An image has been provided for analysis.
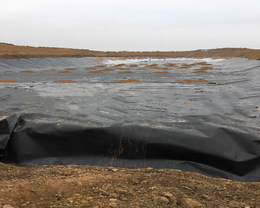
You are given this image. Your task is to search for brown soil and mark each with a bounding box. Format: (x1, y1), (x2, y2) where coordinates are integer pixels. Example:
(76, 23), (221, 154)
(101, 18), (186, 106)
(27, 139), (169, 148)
(58, 71), (72, 73)
(52, 80), (77, 83)
(165, 63), (177, 67)
(192, 67), (214, 73)
(146, 64), (158, 67)
(4, 70), (13, 72)
(20, 70), (35, 73)
(114, 64), (125, 67)
(0, 79), (18, 82)
(95, 65), (106, 68)
(153, 71), (170, 74)
(176, 79), (208, 83)
(177, 66), (191, 69)
(0, 163), (259, 208)
(63, 68), (77, 71)
(44, 69), (56, 72)
(129, 64), (138, 67)
(117, 71), (134, 73)
(113, 79), (141, 83)
(136, 68), (148, 70)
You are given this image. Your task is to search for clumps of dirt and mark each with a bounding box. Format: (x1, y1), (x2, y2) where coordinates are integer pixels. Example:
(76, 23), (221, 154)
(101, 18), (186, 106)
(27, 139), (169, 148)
(53, 80), (77, 83)
(58, 71), (72, 73)
(114, 64), (125, 67)
(182, 101), (194, 104)
(190, 62), (212, 66)
(152, 71), (170, 74)
(4, 70), (13, 72)
(44, 69), (56, 72)
(164, 63), (177, 67)
(113, 79), (141, 83)
(176, 79), (208, 83)
(192, 67), (213, 73)
(95, 65), (106, 68)
(129, 64), (138, 67)
(63, 68), (77, 71)
(85, 68), (97, 70)
(0, 79), (18, 82)
(70, 102), (77, 104)
(20, 70), (35, 73)
(118, 71), (134, 73)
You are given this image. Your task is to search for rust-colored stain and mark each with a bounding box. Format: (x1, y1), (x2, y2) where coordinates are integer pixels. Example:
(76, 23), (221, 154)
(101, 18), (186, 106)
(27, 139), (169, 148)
(176, 79), (208, 83)
(4, 70), (13, 72)
(129, 64), (138, 67)
(113, 79), (141, 83)
(63, 68), (77, 71)
(70, 102), (77, 104)
(114, 64), (125, 67)
(85, 67), (97, 70)
(152, 71), (170, 74)
(118, 71), (134, 73)
(95, 65), (106, 68)
(53, 80), (77, 83)
(192, 67), (213, 73)
(44, 69), (56, 72)
(182, 101), (194, 104)
(165, 63), (177, 67)
(0, 79), (19, 82)
(58, 71), (72, 73)
(20, 70), (35, 73)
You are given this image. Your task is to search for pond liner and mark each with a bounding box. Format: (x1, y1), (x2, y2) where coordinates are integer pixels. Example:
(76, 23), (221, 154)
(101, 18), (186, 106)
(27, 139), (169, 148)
(0, 113), (259, 182)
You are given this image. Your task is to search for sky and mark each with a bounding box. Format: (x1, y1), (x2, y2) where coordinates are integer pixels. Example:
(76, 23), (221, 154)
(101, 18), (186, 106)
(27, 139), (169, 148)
(1, 0), (260, 51)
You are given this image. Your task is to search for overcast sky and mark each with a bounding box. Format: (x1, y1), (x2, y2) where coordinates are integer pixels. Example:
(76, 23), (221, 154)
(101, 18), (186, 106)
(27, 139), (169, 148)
(1, 0), (260, 51)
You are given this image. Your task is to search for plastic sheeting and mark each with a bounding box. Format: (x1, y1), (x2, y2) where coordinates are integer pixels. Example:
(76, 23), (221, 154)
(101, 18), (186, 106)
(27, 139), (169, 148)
(0, 57), (260, 182)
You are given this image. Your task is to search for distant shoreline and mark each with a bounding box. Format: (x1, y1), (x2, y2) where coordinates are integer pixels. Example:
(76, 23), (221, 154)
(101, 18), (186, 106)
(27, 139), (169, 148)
(1, 43), (260, 60)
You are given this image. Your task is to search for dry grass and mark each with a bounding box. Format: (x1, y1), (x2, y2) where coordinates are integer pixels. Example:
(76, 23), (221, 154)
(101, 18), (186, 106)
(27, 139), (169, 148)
(85, 68), (97, 70)
(44, 69), (56, 72)
(52, 80), (77, 83)
(0, 79), (18, 82)
(20, 70), (35, 73)
(113, 79), (141, 83)
(58, 71), (72, 73)
(176, 79), (208, 83)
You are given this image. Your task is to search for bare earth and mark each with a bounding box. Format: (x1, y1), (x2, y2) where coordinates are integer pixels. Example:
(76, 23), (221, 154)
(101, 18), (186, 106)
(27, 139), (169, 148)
(1, 43), (260, 208)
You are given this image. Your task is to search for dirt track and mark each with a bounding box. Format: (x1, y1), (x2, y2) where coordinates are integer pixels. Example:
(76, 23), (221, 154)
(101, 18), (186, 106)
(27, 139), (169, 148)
(1, 43), (260, 208)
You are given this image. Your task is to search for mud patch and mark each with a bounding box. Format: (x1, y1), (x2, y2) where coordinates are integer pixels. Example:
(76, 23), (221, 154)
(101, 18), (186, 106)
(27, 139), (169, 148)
(20, 70), (35, 73)
(0, 79), (19, 82)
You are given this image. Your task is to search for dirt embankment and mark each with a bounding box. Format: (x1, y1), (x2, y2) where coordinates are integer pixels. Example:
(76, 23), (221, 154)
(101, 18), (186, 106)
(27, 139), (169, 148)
(0, 163), (259, 208)
(1, 43), (260, 60)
